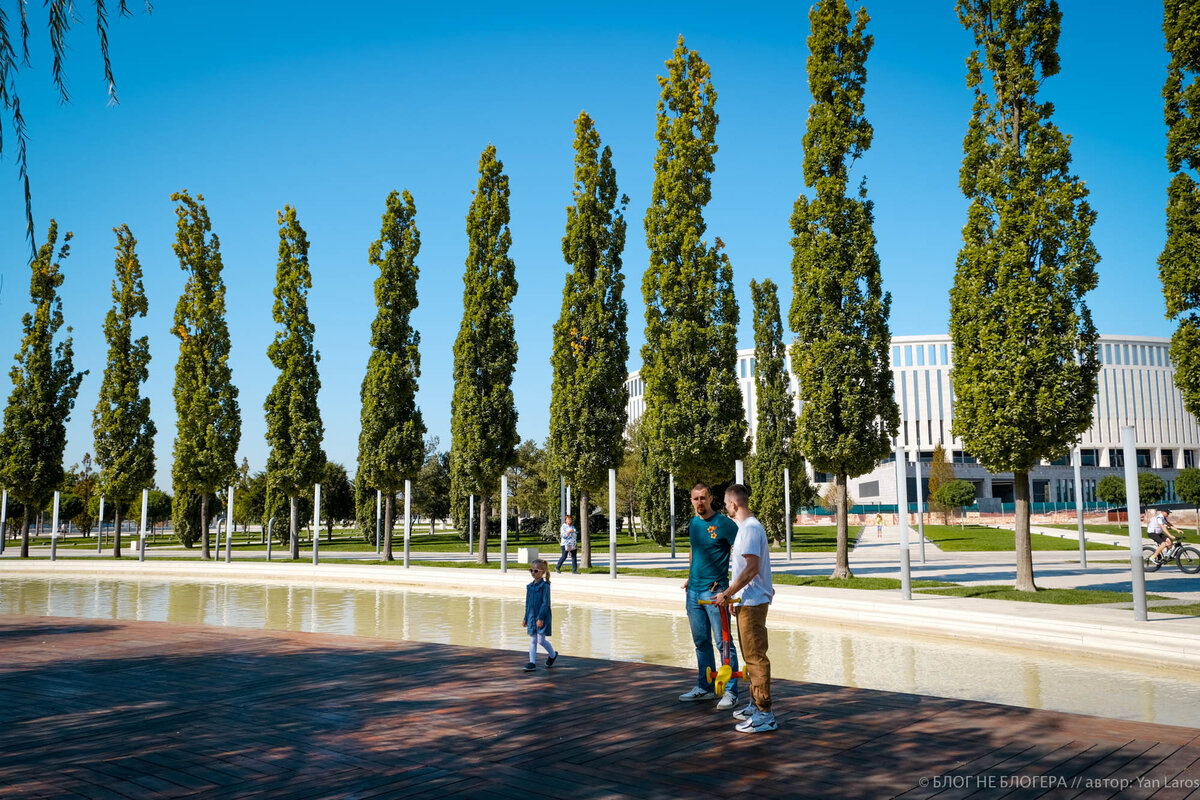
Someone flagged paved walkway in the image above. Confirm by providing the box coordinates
[2,615,1198,799]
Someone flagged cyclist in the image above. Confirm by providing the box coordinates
[1148,508,1181,563]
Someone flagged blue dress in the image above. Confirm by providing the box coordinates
[525,580,552,637]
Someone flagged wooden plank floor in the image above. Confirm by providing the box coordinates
[1,616,1197,799]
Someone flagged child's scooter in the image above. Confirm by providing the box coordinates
[699,596,743,696]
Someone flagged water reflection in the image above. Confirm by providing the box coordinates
[3,575,1198,727]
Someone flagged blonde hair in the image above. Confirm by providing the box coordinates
[531,558,550,583]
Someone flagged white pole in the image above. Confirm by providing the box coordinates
[468,494,475,556]
[500,476,508,573]
[735,459,744,485]
[50,490,61,561]
[140,488,149,563]
[784,467,792,561]
[560,475,565,522]
[1073,446,1087,569]
[1121,426,1146,622]
[609,468,618,579]
[895,443,911,600]
[403,478,412,568]
[375,489,382,556]
[96,496,105,552]
[912,449,926,564]
[225,485,234,563]
[313,483,321,565]
[669,473,676,558]
[1,488,8,555]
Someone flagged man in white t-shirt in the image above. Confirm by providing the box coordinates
[713,483,776,733]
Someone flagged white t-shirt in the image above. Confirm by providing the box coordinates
[731,515,774,606]
[560,523,578,549]
[1147,513,1163,534]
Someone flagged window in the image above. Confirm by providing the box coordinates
[1124,344,1131,364]
[916,346,925,366]
[928,345,937,365]
[1136,449,1152,468]
[1185,450,1196,468]
[1162,449,1175,468]
[940,344,948,365]
[1105,344,1112,364]
[739,361,746,379]
[1079,449,1099,466]
[1110,449,1124,468]
[952,451,977,465]
[892,346,900,366]
[1049,453,1070,466]
[917,451,933,462]
[1032,481,1049,503]
[813,471,831,483]
[1158,347,1165,367]
[1084,479,1097,503]
[904,346,913,366]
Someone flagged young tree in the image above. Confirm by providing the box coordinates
[0,221,86,557]
[927,443,956,523]
[950,0,1101,591]
[357,190,426,561]
[234,470,267,536]
[320,462,354,540]
[1176,468,1200,535]
[790,0,898,578]
[1160,0,1200,417]
[746,279,796,546]
[1094,473,1165,507]
[264,206,326,559]
[550,112,630,569]
[169,191,242,560]
[933,480,976,528]
[615,421,643,541]
[69,454,98,535]
[413,449,452,536]
[639,37,747,537]
[92,224,155,558]
[451,146,519,565]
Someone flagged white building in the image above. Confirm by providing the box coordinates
[625,334,1200,509]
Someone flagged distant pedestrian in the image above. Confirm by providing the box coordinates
[522,559,558,671]
[875,512,883,539]
[714,484,777,733]
[557,514,578,573]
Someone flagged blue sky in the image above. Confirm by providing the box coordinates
[0,1,1176,486]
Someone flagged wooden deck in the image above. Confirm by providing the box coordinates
[1,615,1197,799]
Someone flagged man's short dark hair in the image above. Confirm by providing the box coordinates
[725,483,750,507]
[691,483,711,496]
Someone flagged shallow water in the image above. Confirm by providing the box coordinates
[3,575,1199,727]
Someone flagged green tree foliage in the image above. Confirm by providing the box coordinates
[928,443,956,523]
[0,221,86,557]
[1095,473,1166,507]
[320,461,354,540]
[615,421,643,540]
[510,439,552,524]
[550,112,630,568]
[413,443,451,536]
[933,480,976,527]
[746,279,796,546]
[1141,472,1167,505]
[357,190,426,561]
[172,487,202,548]
[451,146,519,564]
[146,489,171,532]
[68,454,98,534]
[1176,468,1200,535]
[92,224,155,558]
[949,0,1100,591]
[0,2,146,251]
[1160,0,1200,417]
[264,206,326,558]
[169,191,242,559]
[639,36,747,539]
[789,1,898,578]
[235,470,267,533]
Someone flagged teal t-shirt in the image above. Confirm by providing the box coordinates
[688,512,739,590]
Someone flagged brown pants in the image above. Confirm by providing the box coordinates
[734,603,771,712]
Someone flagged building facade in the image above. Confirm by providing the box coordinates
[625,334,1200,509]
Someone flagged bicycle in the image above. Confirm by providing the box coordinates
[1142,532,1200,574]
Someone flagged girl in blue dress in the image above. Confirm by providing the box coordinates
[523,559,559,671]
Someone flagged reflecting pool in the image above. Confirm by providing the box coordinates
[3,575,1198,727]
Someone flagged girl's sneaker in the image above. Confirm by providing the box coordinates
[735,710,777,733]
[546,654,558,667]
[523,662,537,672]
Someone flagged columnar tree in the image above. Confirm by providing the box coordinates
[550,112,630,569]
[265,206,326,559]
[170,191,241,560]
[357,190,425,561]
[0,221,85,557]
[927,442,956,523]
[639,36,747,536]
[451,145,520,565]
[950,0,1100,591]
[92,224,155,558]
[747,279,796,546]
[1160,0,1200,416]
[320,462,353,540]
[790,0,898,578]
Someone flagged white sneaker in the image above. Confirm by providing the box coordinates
[716,691,738,710]
[733,702,758,721]
[678,686,718,702]
[736,709,777,733]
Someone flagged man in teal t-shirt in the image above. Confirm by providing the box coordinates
[677,483,740,708]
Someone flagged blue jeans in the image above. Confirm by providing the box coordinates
[686,587,739,696]
[556,546,577,572]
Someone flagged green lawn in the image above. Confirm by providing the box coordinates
[1044,523,1200,540]
[1148,603,1200,616]
[916,584,1165,604]
[921,524,1124,551]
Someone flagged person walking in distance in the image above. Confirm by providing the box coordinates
[557,513,578,574]
[714,483,777,733]
[678,483,740,710]
[522,559,559,671]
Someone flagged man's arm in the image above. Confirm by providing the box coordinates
[714,554,760,607]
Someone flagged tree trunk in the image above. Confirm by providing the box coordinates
[831,473,852,579]
[1013,470,1036,591]
[200,493,211,560]
[629,500,638,543]
[327,516,334,541]
[579,492,591,569]
[19,509,29,558]
[383,493,395,562]
[289,495,300,560]
[429,518,434,536]
[113,506,123,558]
[476,494,489,564]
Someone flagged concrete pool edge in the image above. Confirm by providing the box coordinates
[4,559,1200,670]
